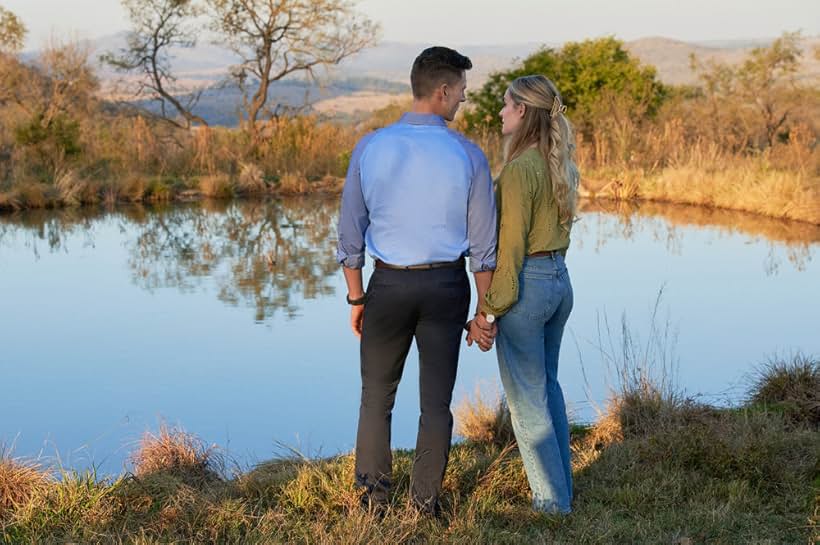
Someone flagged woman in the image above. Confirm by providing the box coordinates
[473,75,579,514]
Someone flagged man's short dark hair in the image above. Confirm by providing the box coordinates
[410,46,472,99]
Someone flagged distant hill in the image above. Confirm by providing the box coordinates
[624,36,820,85]
[25,33,819,125]
[84,33,820,87]
[136,77,410,126]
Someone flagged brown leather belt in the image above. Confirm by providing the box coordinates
[528,249,566,258]
[375,256,465,270]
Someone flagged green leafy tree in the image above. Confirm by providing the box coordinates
[465,37,666,137]
[0,5,25,54]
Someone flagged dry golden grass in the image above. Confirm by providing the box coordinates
[454,389,515,447]
[197,174,233,199]
[571,404,623,473]
[0,453,49,516]
[580,161,819,224]
[10,183,48,210]
[131,425,217,480]
[637,163,819,224]
[236,162,267,194]
[54,168,96,207]
[278,172,309,194]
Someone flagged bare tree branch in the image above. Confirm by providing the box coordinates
[207,0,379,132]
[101,0,209,129]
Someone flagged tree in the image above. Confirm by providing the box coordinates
[16,41,99,171]
[0,39,99,176]
[0,5,25,54]
[736,32,802,147]
[207,0,378,132]
[465,37,667,136]
[692,32,804,148]
[102,0,208,128]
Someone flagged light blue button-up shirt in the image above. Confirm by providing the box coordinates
[336,112,497,273]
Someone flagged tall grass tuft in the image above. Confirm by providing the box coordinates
[590,290,686,437]
[0,450,49,517]
[130,425,219,483]
[454,389,515,447]
[236,162,267,194]
[198,174,233,199]
[54,168,92,206]
[748,353,819,426]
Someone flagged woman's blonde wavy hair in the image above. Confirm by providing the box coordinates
[505,75,579,231]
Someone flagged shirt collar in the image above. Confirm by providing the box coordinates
[399,112,447,127]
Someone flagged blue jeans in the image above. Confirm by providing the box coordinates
[496,254,573,513]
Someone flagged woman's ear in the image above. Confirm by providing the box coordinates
[516,102,526,119]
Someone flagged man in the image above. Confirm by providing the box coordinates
[336,46,497,517]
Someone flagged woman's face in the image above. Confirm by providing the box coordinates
[499,90,526,136]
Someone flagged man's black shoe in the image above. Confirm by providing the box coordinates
[360,492,388,520]
[411,496,442,519]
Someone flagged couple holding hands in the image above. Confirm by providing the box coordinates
[337,46,579,517]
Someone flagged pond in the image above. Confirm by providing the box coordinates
[1,197,817,475]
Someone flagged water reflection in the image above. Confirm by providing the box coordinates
[0,198,341,321]
[1,198,817,321]
[126,199,339,320]
[576,200,818,274]
[0,207,101,258]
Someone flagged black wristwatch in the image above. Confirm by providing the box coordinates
[346,293,367,306]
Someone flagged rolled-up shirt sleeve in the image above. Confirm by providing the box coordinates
[336,135,373,269]
[466,153,497,272]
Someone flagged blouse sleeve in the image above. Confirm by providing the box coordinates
[481,160,533,317]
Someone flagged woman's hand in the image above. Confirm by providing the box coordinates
[465,316,497,351]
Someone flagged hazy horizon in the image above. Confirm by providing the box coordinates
[3,0,817,51]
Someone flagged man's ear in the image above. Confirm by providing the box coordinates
[436,82,448,101]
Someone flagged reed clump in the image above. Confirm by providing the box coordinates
[0,453,49,518]
[748,353,820,427]
[130,425,219,484]
[454,389,515,448]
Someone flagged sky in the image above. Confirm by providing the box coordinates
[3,0,818,50]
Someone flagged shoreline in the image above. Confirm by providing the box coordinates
[2,166,817,226]
[2,368,817,543]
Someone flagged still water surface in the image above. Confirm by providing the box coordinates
[1,198,818,474]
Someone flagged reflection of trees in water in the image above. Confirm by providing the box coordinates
[127,198,340,320]
[3,196,816,317]
[0,208,100,258]
[0,198,340,321]
[574,199,818,274]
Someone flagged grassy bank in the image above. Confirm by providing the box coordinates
[0,116,353,212]
[579,158,819,225]
[0,105,817,225]
[1,355,817,544]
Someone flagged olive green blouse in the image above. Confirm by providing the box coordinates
[481,148,571,317]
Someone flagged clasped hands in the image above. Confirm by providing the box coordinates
[465,313,497,351]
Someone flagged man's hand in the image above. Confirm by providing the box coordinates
[465,314,497,351]
[351,304,364,338]
[342,266,365,339]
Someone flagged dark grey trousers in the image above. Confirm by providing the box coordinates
[354,265,470,506]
